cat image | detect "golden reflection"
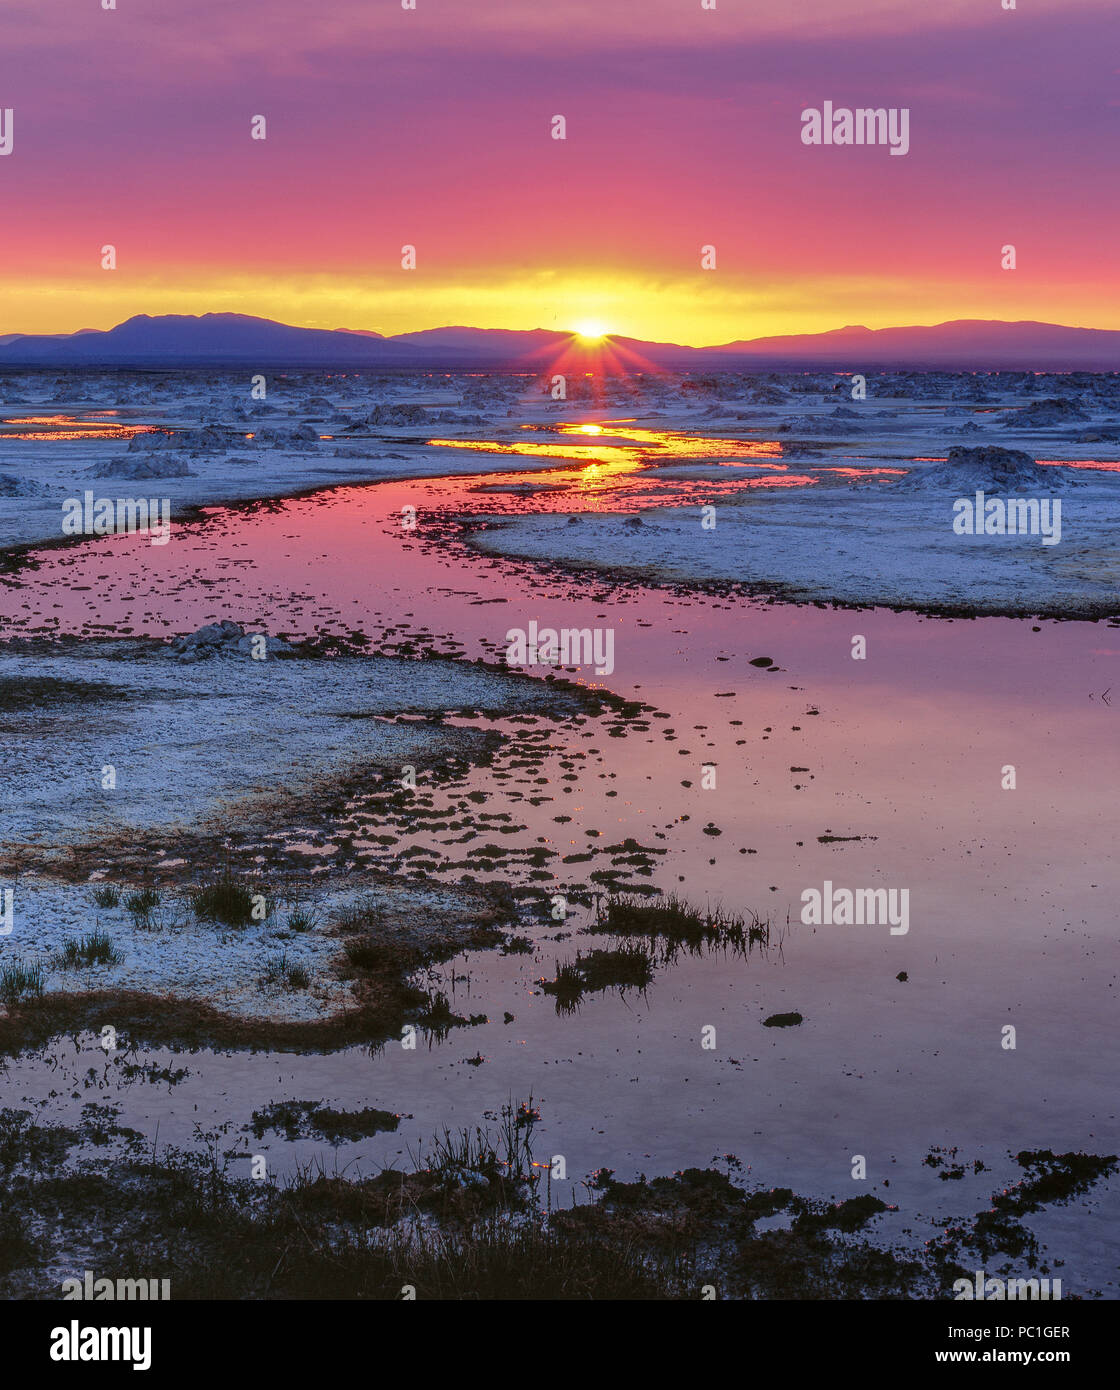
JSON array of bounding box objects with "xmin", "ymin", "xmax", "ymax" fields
[
  {"xmin": 1, "ymin": 414, "xmax": 160, "ymax": 442},
  {"xmin": 427, "ymin": 425, "xmax": 785, "ymax": 480}
]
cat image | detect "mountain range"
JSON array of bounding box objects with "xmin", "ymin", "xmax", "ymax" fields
[{"xmin": 0, "ymin": 314, "xmax": 1117, "ymax": 370}]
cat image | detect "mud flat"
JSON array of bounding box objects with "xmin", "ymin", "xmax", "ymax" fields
[
  {"xmin": 0, "ymin": 628, "xmax": 603, "ymax": 1045},
  {"xmin": 468, "ymin": 451, "xmax": 1120, "ymax": 620}
]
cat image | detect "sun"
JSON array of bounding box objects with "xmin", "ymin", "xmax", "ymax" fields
[{"xmin": 574, "ymin": 319, "xmax": 608, "ymax": 340}]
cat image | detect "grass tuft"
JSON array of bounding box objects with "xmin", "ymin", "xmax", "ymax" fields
[
  {"xmin": 0, "ymin": 961, "xmax": 45, "ymax": 1012},
  {"xmin": 59, "ymin": 931, "xmax": 121, "ymax": 969},
  {"xmin": 190, "ymin": 870, "xmax": 265, "ymax": 928}
]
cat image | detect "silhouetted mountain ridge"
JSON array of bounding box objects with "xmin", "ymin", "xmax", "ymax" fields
[{"xmin": 1, "ymin": 313, "xmax": 1116, "ymax": 369}]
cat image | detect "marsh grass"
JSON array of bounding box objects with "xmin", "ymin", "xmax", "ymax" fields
[
  {"xmin": 190, "ymin": 869, "xmax": 266, "ymax": 928},
  {"xmin": 0, "ymin": 960, "xmax": 44, "ymax": 1011},
  {"xmin": 259, "ymin": 954, "xmax": 310, "ymax": 991},
  {"xmin": 600, "ymin": 893, "xmax": 771, "ymax": 962},
  {"xmin": 92, "ymin": 885, "xmax": 121, "ymax": 909},
  {"xmin": 285, "ymin": 906, "xmax": 320, "ymax": 933},
  {"xmin": 124, "ymin": 887, "xmax": 161, "ymax": 927},
  {"xmin": 541, "ymin": 944, "xmax": 655, "ymax": 1013},
  {"xmin": 58, "ymin": 930, "xmax": 121, "ymax": 969}
]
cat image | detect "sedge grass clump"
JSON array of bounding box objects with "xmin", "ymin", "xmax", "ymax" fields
[
  {"xmin": 259, "ymin": 954, "xmax": 311, "ymax": 991},
  {"xmin": 541, "ymin": 944, "xmax": 654, "ymax": 1013},
  {"xmin": 59, "ymin": 930, "xmax": 121, "ymax": 969},
  {"xmin": 0, "ymin": 960, "xmax": 44, "ymax": 1012},
  {"xmin": 600, "ymin": 892, "xmax": 768, "ymax": 960},
  {"xmin": 92, "ymin": 885, "xmax": 121, "ymax": 909},
  {"xmin": 124, "ymin": 887, "xmax": 160, "ymax": 927},
  {"xmin": 285, "ymin": 906, "xmax": 320, "ymax": 934},
  {"xmin": 190, "ymin": 870, "xmax": 265, "ymax": 928}
]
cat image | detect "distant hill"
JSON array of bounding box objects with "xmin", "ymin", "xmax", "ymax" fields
[
  {"xmin": 0, "ymin": 312, "xmax": 1117, "ymax": 370},
  {"xmin": 705, "ymin": 320, "xmax": 1120, "ymax": 369}
]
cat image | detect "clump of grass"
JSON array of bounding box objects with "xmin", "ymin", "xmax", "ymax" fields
[
  {"xmin": 579, "ymin": 945, "xmax": 654, "ymax": 991},
  {"xmin": 58, "ymin": 930, "xmax": 121, "ymax": 969},
  {"xmin": 600, "ymin": 893, "xmax": 768, "ymax": 959},
  {"xmin": 92, "ymin": 885, "xmax": 121, "ymax": 909},
  {"xmin": 332, "ymin": 898, "xmax": 381, "ymax": 934},
  {"xmin": 0, "ymin": 960, "xmax": 44, "ymax": 1012},
  {"xmin": 286, "ymin": 906, "xmax": 320, "ymax": 933},
  {"xmin": 249, "ymin": 1101, "xmax": 401, "ymax": 1144},
  {"xmin": 418, "ymin": 1099, "xmax": 540, "ymax": 1194},
  {"xmin": 541, "ymin": 960, "xmax": 586, "ymax": 1012},
  {"xmin": 500, "ymin": 935, "xmax": 534, "ymax": 955},
  {"xmin": 418, "ymin": 989, "xmax": 468, "ymax": 1042},
  {"xmin": 259, "ymin": 954, "xmax": 310, "ymax": 991},
  {"xmin": 124, "ymin": 887, "xmax": 160, "ymax": 926},
  {"xmin": 541, "ymin": 945, "xmax": 654, "ymax": 1013},
  {"xmin": 344, "ymin": 939, "xmax": 395, "ymax": 971},
  {"xmin": 190, "ymin": 870, "xmax": 265, "ymax": 928}
]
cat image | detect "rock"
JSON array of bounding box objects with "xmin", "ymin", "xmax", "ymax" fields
[
  {"xmin": 1008, "ymin": 397, "xmax": 1089, "ymax": 427},
  {"xmin": 763, "ymin": 1011, "xmax": 803, "ymax": 1028},
  {"xmin": 252, "ymin": 422, "xmax": 320, "ymax": 447},
  {"xmin": 171, "ymin": 620, "xmax": 244, "ymax": 655},
  {"xmin": 367, "ymin": 403, "xmax": 429, "ymax": 426},
  {"xmin": 234, "ymin": 634, "xmax": 294, "ymax": 657},
  {"xmin": 126, "ymin": 430, "xmax": 179, "ymax": 451},
  {"xmin": 0, "ymin": 472, "xmax": 48, "ymax": 497},
  {"xmin": 169, "ymin": 621, "xmax": 295, "ymax": 661},
  {"xmin": 86, "ymin": 454, "xmax": 195, "ymax": 479},
  {"xmin": 894, "ymin": 445, "xmax": 1086, "ymax": 493}
]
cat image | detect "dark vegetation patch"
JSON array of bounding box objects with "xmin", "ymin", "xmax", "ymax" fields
[
  {"xmin": 599, "ymin": 892, "xmax": 771, "ymax": 959},
  {"xmin": 540, "ymin": 944, "xmax": 655, "ymax": 1012},
  {"xmin": 4, "ymin": 1104, "xmax": 1110, "ymax": 1301},
  {"xmin": 0, "ymin": 676, "xmax": 132, "ymax": 714},
  {"xmin": 247, "ymin": 1100, "xmax": 400, "ymax": 1144}
]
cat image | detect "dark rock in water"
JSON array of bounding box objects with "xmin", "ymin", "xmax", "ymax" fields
[
  {"xmin": 86, "ymin": 454, "xmax": 195, "ymax": 479},
  {"xmin": 894, "ymin": 445, "xmax": 1086, "ymax": 493},
  {"xmin": 566, "ymin": 514, "xmax": 583, "ymax": 525},
  {"xmin": 749, "ymin": 656, "xmax": 774, "ymax": 667},
  {"xmin": 624, "ymin": 516, "xmax": 643, "ymax": 528},
  {"xmin": 1078, "ymin": 427, "xmax": 1120, "ymax": 443},
  {"xmin": 763, "ymin": 1011, "xmax": 803, "ymax": 1028}
]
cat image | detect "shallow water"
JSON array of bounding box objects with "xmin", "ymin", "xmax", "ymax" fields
[{"xmin": 2, "ymin": 443, "xmax": 1118, "ymax": 1291}]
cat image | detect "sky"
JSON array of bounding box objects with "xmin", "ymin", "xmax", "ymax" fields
[{"xmin": 0, "ymin": 0, "xmax": 1117, "ymax": 344}]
